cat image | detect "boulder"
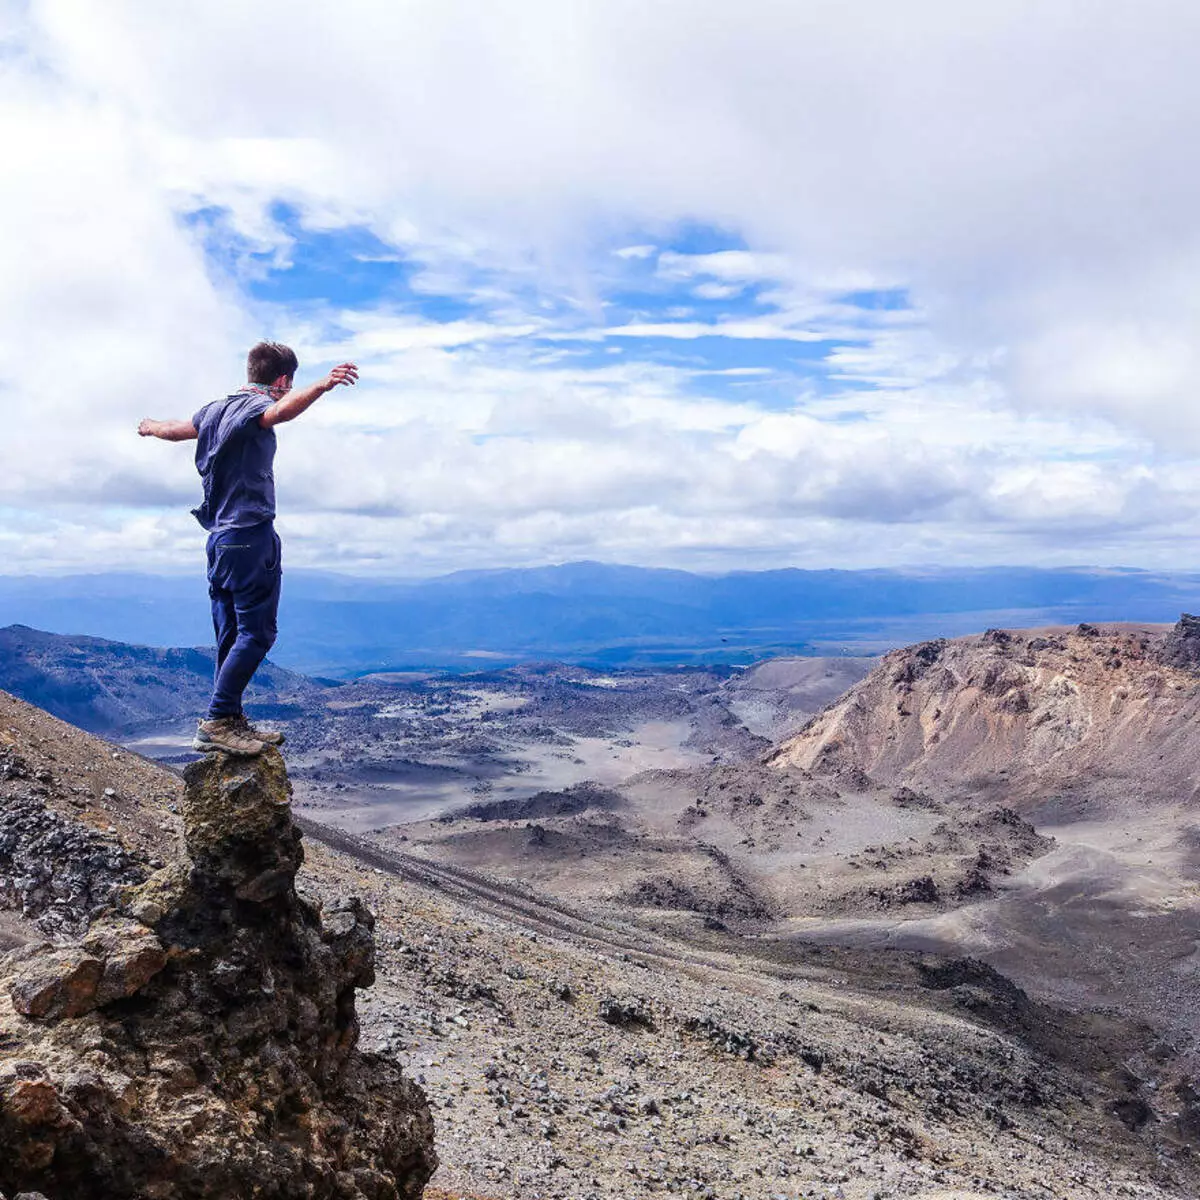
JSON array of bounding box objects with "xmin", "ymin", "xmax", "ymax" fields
[{"xmin": 1158, "ymin": 613, "xmax": 1200, "ymax": 671}]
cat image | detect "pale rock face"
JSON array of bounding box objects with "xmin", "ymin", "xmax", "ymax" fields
[
  {"xmin": 0, "ymin": 748, "xmax": 437, "ymax": 1200},
  {"xmin": 769, "ymin": 619, "xmax": 1200, "ymax": 809}
]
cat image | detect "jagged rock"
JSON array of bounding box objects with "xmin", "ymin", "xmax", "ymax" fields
[
  {"xmin": 180, "ymin": 749, "xmax": 301, "ymax": 903},
  {"xmin": 680, "ymin": 1012, "xmax": 769, "ymax": 1062},
  {"xmin": 890, "ymin": 639, "xmax": 948, "ymax": 687},
  {"xmin": 2, "ymin": 918, "xmax": 166, "ymax": 1021},
  {"xmin": 0, "ymin": 797, "xmax": 147, "ymax": 935},
  {"xmin": 892, "ymin": 875, "xmax": 940, "ymax": 905},
  {"xmin": 915, "ymin": 956, "xmax": 1031, "ymax": 1028},
  {"xmin": 891, "ymin": 786, "xmax": 940, "ymax": 810},
  {"xmin": 598, "ymin": 996, "xmax": 655, "ymax": 1030},
  {"xmin": 462, "ymin": 781, "xmax": 624, "ymax": 822},
  {"xmin": 7, "ymin": 947, "xmax": 104, "ymax": 1019},
  {"xmin": 0, "ymin": 748, "xmax": 436, "ymax": 1200},
  {"xmin": 1158, "ymin": 613, "xmax": 1200, "ymax": 670}
]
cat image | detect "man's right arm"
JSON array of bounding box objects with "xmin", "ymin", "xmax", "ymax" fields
[
  {"xmin": 259, "ymin": 362, "xmax": 358, "ymax": 428},
  {"xmin": 138, "ymin": 418, "xmax": 198, "ymax": 441}
]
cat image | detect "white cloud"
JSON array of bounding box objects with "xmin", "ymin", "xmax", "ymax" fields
[
  {"xmin": 599, "ymin": 321, "xmax": 837, "ymax": 342},
  {"xmin": 5, "ymin": 0, "xmax": 1200, "ymax": 576},
  {"xmin": 693, "ymin": 282, "xmax": 744, "ymax": 300},
  {"xmin": 657, "ymin": 251, "xmax": 790, "ymax": 283}
]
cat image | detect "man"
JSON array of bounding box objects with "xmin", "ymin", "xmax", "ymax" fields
[{"xmin": 139, "ymin": 341, "xmax": 357, "ymax": 755}]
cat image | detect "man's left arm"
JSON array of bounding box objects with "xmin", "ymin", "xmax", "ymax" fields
[
  {"xmin": 259, "ymin": 363, "xmax": 358, "ymax": 428},
  {"xmin": 138, "ymin": 418, "xmax": 198, "ymax": 441}
]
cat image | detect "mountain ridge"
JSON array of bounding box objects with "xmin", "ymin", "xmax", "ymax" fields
[
  {"xmin": 3, "ymin": 562, "xmax": 1200, "ymax": 672},
  {"xmin": 0, "ymin": 623, "xmax": 316, "ymax": 735}
]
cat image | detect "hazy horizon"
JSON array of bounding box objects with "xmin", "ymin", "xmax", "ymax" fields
[{"xmin": 4, "ymin": 561, "xmax": 1198, "ymax": 674}]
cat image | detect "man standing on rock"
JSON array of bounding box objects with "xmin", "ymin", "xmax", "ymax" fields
[{"xmin": 138, "ymin": 342, "xmax": 357, "ymax": 756}]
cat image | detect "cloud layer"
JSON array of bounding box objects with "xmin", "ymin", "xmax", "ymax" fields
[{"xmin": 4, "ymin": 0, "xmax": 1200, "ymax": 574}]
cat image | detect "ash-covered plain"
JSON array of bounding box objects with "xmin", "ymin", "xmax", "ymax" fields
[{"xmin": 129, "ymin": 657, "xmax": 872, "ymax": 834}]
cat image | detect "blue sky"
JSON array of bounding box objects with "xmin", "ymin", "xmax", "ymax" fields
[
  {"xmin": 3, "ymin": 0, "xmax": 1200, "ymax": 575},
  {"xmin": 227, "ymin": 206, "xmax": 902, "ymax": 407}
]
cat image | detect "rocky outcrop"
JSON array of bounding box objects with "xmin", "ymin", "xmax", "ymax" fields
[
  {"xmin": 0, "ymin": 748, "xmax": 436, "ymax": 1200},
  {"xmin": 1157, "ymin": 612, "xmax": 1200, "ymax": 671}
]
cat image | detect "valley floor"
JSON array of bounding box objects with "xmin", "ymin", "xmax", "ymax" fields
[{"xmin": 300, "ymin": 822, "xmax": 1194, "ymax": 1200}]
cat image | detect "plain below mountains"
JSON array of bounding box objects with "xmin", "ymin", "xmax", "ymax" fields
[{"xmin": 4, "ymin": 560, "xmax": 1200, "ymax": 673}]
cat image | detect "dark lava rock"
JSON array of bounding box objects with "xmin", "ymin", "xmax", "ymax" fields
[
  {"xmin": 681, "ymin": 1013, "xmax": 771, "ymax": 1064},
  {"xmin": 915, "ymin": 956, "xmax": 1035, "ymax": 1033},
  {"xmin": 1026, "ymin": 635, "xmax": 1065, "ymax": 654},
  {"xmin": 916, "ymin": 956, "xmax": 1026, "ymax": 998},
  {"xmin": 619, "ymin": 873, "xmax": 770, "ymax": 921},
  {"xmin": 874, "ymin": 875, "xmax": 941, "ymax": 907},
  {"xmin": 891, "ymin": 640, "xmax": 948, "ymax": 687},
  {"xmin": 461, "ymin": 782, "xmax": 624, "ymax": 822},
  {"xmin": 953, "ymin": 867, "xmax": 994, "ymax": 898},
  {"xmin": 0, "ymin": 798, "xmax": 146, "ymax": 935},
  {"xmin": 598, "ymin": 996, "xmax": 656, "ymax": 1030},
  {"xmin": 1158, "ymin": 613, "xmax": 1200, "ymax": 671},
  {"xmin": 0, "ymin": 748, "xmax": 436, "ymax": 1200},
  {"xmin": 891, "ymin": 786, "xmax": 941, "ymax": 811}
]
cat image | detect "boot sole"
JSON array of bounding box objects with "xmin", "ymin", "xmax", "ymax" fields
[{"xmin": 192, "ymin": 737, "xmax": 264, "ymax": 756}]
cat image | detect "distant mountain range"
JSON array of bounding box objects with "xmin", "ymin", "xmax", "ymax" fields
[
  {"xmin": 1, "ymin": 561, "xmax": 1198, "ymax": 674},
  {"xmin": 0, "ymin": 625, "xmax": 314, "ymax": 734}
]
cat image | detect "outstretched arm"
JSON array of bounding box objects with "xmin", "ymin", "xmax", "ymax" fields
[
  {"xmin": 138, "ymin": 418, "xmax": 197, "ymax": 441},
  {"xmin": 260, "ymin": 362, "xmax": 358, "ymax": 428}
]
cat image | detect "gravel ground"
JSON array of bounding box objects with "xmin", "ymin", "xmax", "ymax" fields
[{"xmin": 300, "ymin": 831, "xmax": 1193, "ymax": 1200}]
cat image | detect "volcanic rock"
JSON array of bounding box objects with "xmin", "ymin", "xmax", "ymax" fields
[
  {"xmin": 0, "ymin": 796, "xmax": 147, "ymax": 936},
  {"xmin": 0, "ymin": 748, "xmax": 436, "ymax": 1200},
  {"xmin": 1157, "ymin": 612, "xmax": 1200, "ymax": 671}
]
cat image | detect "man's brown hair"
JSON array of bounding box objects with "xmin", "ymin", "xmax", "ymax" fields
[{"xmin": 247, "ymin": 341, "xmax": 299, "ymax": 385}]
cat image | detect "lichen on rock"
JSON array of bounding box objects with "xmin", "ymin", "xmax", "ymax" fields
[{"xmin": 0, "ymin": 747, "xmax": 437, "ymax": 1200}]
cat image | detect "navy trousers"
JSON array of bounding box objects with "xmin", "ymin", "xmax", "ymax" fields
[{"xmin": 205, "ymin": 521, "xmax": 281, "ymax": 720}]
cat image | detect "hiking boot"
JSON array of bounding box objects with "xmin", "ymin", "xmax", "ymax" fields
[
  {"xmin": 232, "ymin": 714, "xmax": 285, "ymax": 746},
  {"xmin": 193, "ymin": 717, "xmax": 265, "ymax": 756}
]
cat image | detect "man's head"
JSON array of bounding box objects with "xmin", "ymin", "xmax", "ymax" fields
[{"xmin": 247, "ymin": 341, "xmax": 298, "ymax": 395}]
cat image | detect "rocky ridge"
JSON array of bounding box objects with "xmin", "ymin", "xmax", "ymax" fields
[
  {"xmin": 769, "ymin": 618, "xmax": 1200, "ymax": 810},
  {"xmin": 0, "ymin": 747, "xmax": 435, "ymax": 1199}
]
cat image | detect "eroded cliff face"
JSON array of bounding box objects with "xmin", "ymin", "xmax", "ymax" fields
[
  {"xmin": 769, "ymin": 619, "xmax": 1200, "ymax": 807},
  {"xmin": 0, "ymin": 748, "xmax": 436, "ymax": 1200}
]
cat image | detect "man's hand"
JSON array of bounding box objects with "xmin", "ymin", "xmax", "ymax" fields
[
  {"xmin": 138, "ymin": 419, "xmax": 156, "ymax": 437},
  {"xmin": 319, "ymin": 362, "xmax": 358, "ymax": 391}
]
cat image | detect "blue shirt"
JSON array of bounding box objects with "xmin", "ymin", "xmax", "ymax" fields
[{"xmin": 190, "ymin": 388, "xmax": 277, "ymax": 532}]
